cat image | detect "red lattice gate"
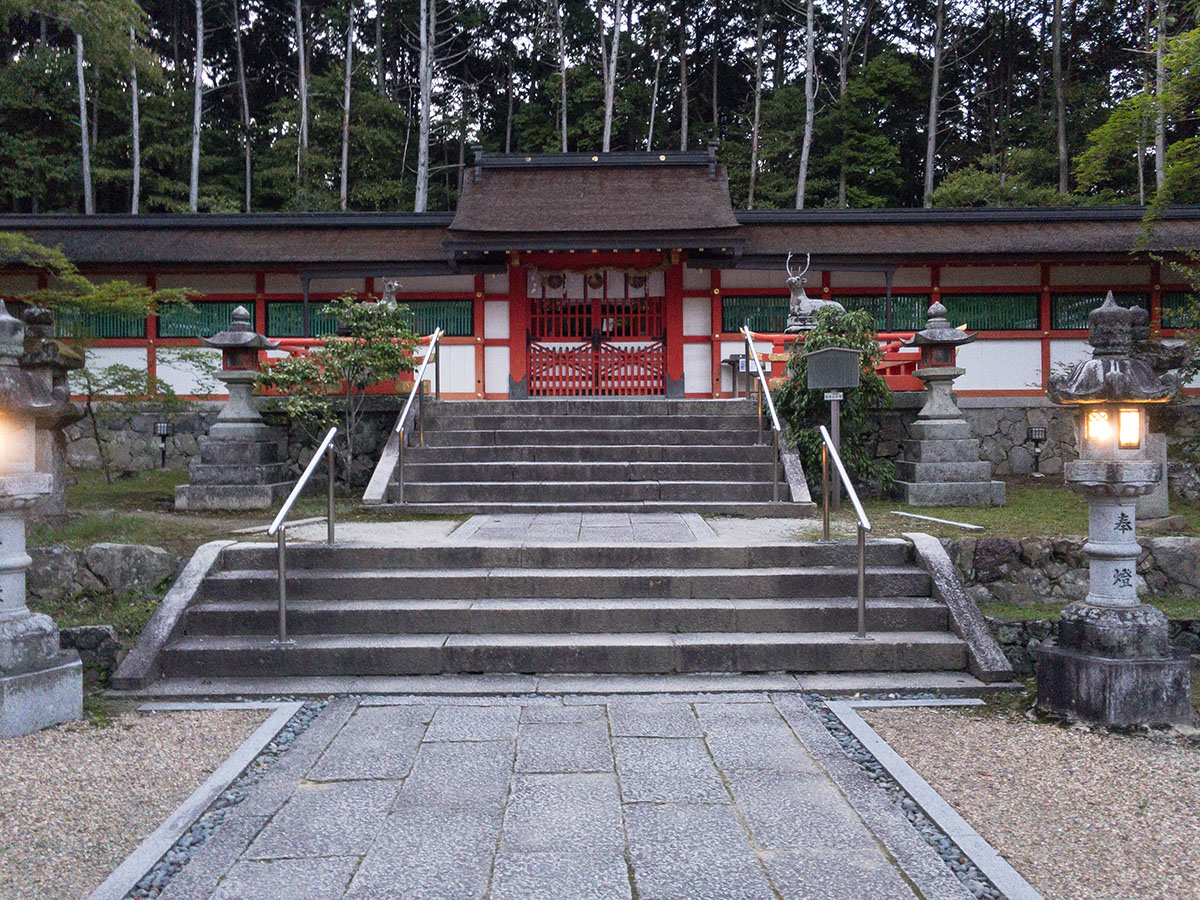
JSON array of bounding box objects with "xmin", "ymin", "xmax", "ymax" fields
[{"xmin": 527, "ymin": 271, "xmax": 666, "ymax": 396}]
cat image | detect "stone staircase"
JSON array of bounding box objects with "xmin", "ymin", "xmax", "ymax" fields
[
  {"xmin": 150, "ymin": 539, "xmax": 975, "ymax": 681},
  {"xmin": 370, "ymin": 399, "xmax": 813, "ymax": 516}
]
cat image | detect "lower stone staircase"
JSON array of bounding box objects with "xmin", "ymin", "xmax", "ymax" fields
[
  {"xmin": 146, "ymin": 539, "xmax": 976, "ymax": 681},
  {"xmin": 368, "ymin": 399, "xmax": 812, "ymax": 516}
]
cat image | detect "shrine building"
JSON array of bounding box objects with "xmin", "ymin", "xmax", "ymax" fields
[{"xmin": 2, "ymin": 148, "xmax": 1198, "ymax": 399}]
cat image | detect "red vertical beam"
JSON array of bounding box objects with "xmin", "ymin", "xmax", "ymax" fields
[
  {"xmin": 474, "ymin": 274, "xmax": 485, "ymax": 398},
  {"xmin": 1040, "ymin": 262, "xmax": 1052, "ymax": 390},
  {"xmin": 710, "ymin": 267, "xmax": 722, "ymax": 397},
  {"xmin": 665, "ymin": 261, "xmax": 684, "ymax": 390},
  {"xmin": 146, "ymin": 272, "xmax": 158, "ymax": 393},
  {"xmin": 1150, "ymin": 260, "xmax": 1162, "ymax": 333},
  {"xmin": 507, "ymin": 255, "xmax": 527, "ymax": 397}
]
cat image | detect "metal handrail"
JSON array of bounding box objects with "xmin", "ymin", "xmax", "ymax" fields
[
  {"xmin": 267, "ymin": 425, "xmax": 338, "ymax": 642},
  {"xmin": 393, "ymin": 328, "xmax": 443, "ymax": 503},
  {"xmin": 818, "ymin": 424, "xmax": 872, "ymax": 641},
  {"xmin": 740, "ymin": 326, "xmax": 783, "ymax": 502}
]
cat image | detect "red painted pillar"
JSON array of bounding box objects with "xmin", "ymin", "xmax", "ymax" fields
[
  {"xmin": 665, "ymin": 261, "xmax": 684, "ymax": 397},
  {"xmin": 507, "ymin": 256, "xmax": 528, "ymax": 398},
  {"xmin": 710, "ymin": 268, "xmax": 723, "ymax": 397},
  {"xmin": 474, "ymin": 274, "xmax": 486, "ymax": 399},
  {"xmin": 1039, "ymin": 262, "xmax": 1052, "ymax": 391}
]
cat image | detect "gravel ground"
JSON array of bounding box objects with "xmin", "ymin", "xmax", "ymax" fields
[
  {"xmin": 0, "ymin": 707, "xmax": 269, "ymax": 900},
  {"xmin": 862, "ymin": 706, "xmax": 1200, "ymax": 900}
]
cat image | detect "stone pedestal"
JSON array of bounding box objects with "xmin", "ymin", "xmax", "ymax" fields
[
  {"xmin": 175, "ymin": 309, "xmax": 295, "ymax": 511},
  {"xmin": 895, "ymin": 367, "xmax": 1005, "ymax": 506},
  {"xmin": 1136, "ymin": 433, "xmax": 1170, "ymax": 519}
]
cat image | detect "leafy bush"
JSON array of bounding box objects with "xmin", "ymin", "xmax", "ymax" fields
[{"xmin": 771, "ymin": 306, "xmax": 894, "ymax": 495}]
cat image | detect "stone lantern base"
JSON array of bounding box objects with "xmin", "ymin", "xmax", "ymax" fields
[
  {"xmin": 1036, "ymin": 602, "xmax": 1193, "ymax": 727},
  {"xmin": 1, "ymin": 613, "xmax": 82, "ymax": 739},
  {"xmin": 174, "ymin": 426, "xmax": 294, "ymax": 511}
]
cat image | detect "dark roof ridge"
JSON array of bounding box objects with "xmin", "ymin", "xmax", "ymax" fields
[
  {"xmin": 475, "ymin": 150, "xmax": 715, "ymax": 169},
  {"xmin": 736, "ymin": 206, "xmax": 1200, "ymax": 224}
]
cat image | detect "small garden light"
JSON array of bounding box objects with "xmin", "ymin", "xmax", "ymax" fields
[
  {"xmin": 1026, "ymin": 425, "xmax": 1046, "ymax": 477},
  {"xmin": 154, "ymin": 420, "xmax": 174, "ymax": 468}
]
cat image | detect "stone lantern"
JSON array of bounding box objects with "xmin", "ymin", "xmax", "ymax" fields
[
  {"xmin": 1037, "ymin": 292, "xmax": 1191, "ymax": 726},
  {"xmin": 0, "ymin": 301, "xmax": 82, "ymax": 738},
  {"xmin": 894, "ymin": 300, "xmax": 1004, "ymax": 506},
  {"xmin": 175, "ymin": 306, "xmax": 295, "ymax": 510}
]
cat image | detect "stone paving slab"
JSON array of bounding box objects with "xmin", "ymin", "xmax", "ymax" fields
[{"xmin": 160, "ymin": 694, "xmax": 975, "ymax": 900}]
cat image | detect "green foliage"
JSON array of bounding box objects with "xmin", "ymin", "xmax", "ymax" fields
[
  {"xmin": 932, "ymin": 152, "xmax": 1065, "ymax": 207},
  {"xmin": 258, "ymin": 296, "xmax": 418, "ymax": 484},
  {"xmin": 771, "ymin": 306, "xmax": 894, "ymax": 496}
]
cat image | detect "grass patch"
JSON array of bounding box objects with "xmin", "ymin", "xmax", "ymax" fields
[
  {"xmin": 29, "ymin": 589, "xmax": 161, "ymax": 644},
  {"xmin": 980, "ymin": 592, "xmax": 1200, "ymax": 622},
  {"xmin": 801, "ymin": 479, "xmax": 1200, "ymax": 540},
  {"xmin": 65, "ymin": 469, "xmax": 189, "ymax": 512}
]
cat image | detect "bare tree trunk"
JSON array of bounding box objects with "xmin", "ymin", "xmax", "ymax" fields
[
  {"xmin": 747, "ymin": 10, "xmax": 764, "ymax": 207},
  {"xmin": 414, "ymin": 0, "xmax": 433, "ymax": 211},
  {"xmin": 557, "ymin": 0, "xmax": 568, "ymax": 151},
  {"xmin": 295, "ymin": 0, "xmax": 309, "ymax": 202},
  {"xmin": 1052, "ymin": 0, "xmax": 1067, "ymax": 193},
  {"xmin": 600, "ymin": 0, "xmax": 623, "ymax": 152},
  {"xmin": 189, "ymin": 0, "xmax": 203, "ymax": 212},
  {"xmin": 837, "ymin": 0, "xmax": 849, "ymax": 208},
  {"xmin": 923, "ymin": 0, "xmax": 944, "ymax": 206},
  {"xmin": 795, "ymin": 0, "xmax": 815, "ymax": 209},
  {"xmin": 375, "ymin": 0, "xmax": 385, "ymax": 96},
  {"xmin": 130, "ymin": 27, "xmax": 140, "ymax": 214},
  {"xmin": 234, "ymin": 0, "xmax": 252, "ymax": 211},
  {"xmin": 711, "ymin": 46, "xmax": 717, "ymax": 136},
  {"xmin": 678, "ymin": 19, "xmax": 688, "ymax": 151},
  {"xmin": 340, "ymin": 9, "xmax": 354, "ymax": 211},
  {"xmin": 505, "ymin": 59, "xmax": 514, "ymax": 152},
  {"xmin": 646, "ymin": 54, "xmax": 660, "ymax": 149},
  {"xmin": 1154, "ymin": 0, "xmax": 1165, "ymax": 193},
  {"xmin": 75, "ymin": 33, "xmax": 94, "ymax": 214}
]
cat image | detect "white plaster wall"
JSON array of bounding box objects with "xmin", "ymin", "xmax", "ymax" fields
[
  {"xmin": 393, "ymin": 274, "xmax": 476, "ymax": 292},
  {"xmin": 155, "ymin": 347, "xmax": 224, "ymax": 396},
  {"xmin": 940, "ymin": 266, "xmax": 1039, "ymax": 287},
  {"xmin": 484, "ymin": 271, "xmax": 509, "ymax": 294},
  {"xmin": 484, "ymin": 301, "xmax": 510, "ymax": 339},
  {"xmin": 484, "ymin": 346, "xmax": 510, "ymax": 395},
  {"xmin": 432, "ymin": 344, "xmax": 476, "ymax": 394},
  {"xmin": 1050, "ymin": 339, "xmax": 1092, "ymax": 375},
  {"xmin": 1050, "ymin": 265, "xmax": 1151, "ymax": 287},
  {"xmin": 70, "ymin": 347, "xmax": 150, "ymax": 394},
  {"xmin": 264, "ymin": 274, "xmax": 302, "ymax": 294},
  {"xmin": 157, "ymin": 273, "xmax": 256, "ymax": 293},
  {"xmin": 683, "ymin": 297, "xmax": 711, "ymax": 336},
  {"xmin": 684, "ymin": 343, "xmax": 712, "ymax": 394},
  {"xmin": 954, "ymin": 340, "xmax": 1043, "ymax": 391},
  {"xmin": 683, "ymin": 265, "xmax": 711, "ymax": 290}
]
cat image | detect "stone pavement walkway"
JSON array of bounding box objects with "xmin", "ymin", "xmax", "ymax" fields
[{"xmin": 159, "ymin": 695, "xmax": 950, "ymax": 900}]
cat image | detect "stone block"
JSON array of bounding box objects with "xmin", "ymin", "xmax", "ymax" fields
[
  {"xmin": 82, "ymin": 542, "xmax": 179, "ymax": 595},
  {"xmin": 59, "ymin": 624, "xmax": 120, "ymax": 681},
  {"xmin": 1137, "ymin": 433, "xmax": 1171, "ymax": 519},
  {"xmin": 0, "ymin": 657, "xmax": 82, "ymax": 738},
  {"xmin": 174, "ymin": 481, "xmax": 294, "ymax": 511},
  {"xmin": 894, "ymin": 459, "xmax": 994, "ymax": 483},
  {"xmin": 895, "ymin": 480, "xmax": 1005, "ymax": 507},
  {"xmin": 1036, "ymin": 641, "xmax": 1192, "ymax": 726}
]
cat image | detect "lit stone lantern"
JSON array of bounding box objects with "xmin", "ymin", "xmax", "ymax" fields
[
  {"xmin": 894, "ymin": 300, "xmax": 1004, "ymax": 506},
  {"xmin": 0, "ymin": 302, "xmax": 82, "ymax": 738},
  {"xmin": 175, "ymin": 306, "xmax": 295, "ymax": 510},
  {"xmin": 1037, "ymin": 292, "xmax": 1191, "ymax": 726}
]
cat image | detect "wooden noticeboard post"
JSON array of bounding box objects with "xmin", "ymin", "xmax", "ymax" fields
[{"xmin": 803, "ymin": 347, "xmax": 862, "ymax": 509}]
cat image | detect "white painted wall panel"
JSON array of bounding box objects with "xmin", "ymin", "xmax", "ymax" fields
[
  {"xmin": 156, "ymin": 348, "xmax": 224, "ymax": 396},
  {"xmin": 484, "ymin": 271, "xmax": 508, "ymax": 294},
  {"xmin": 1050, "ymin": 265, "xmax": 1151, "ymax": 286},
  {"xmin": 484, "ymin": 301, "xmax": 510, "ymax": 339},
  {"xmin": 434, "ymin": 344, "xmax": 476, "ymax": 393},
  {"xmin": 157, "ymin": 273, "xmax": 256, "ymax": 293},
  {"xmin": 683, "ymin": 265, "xmax": 710, "ymax": 290},
  {"xmin": 955, "ymin": 340, "xmax": 1042, "ymax": 391},
  {"xmin": 718, "ymin": 339, "xmax": 771, "ymax": 392},
  {"xmin": 684, "ymin": 343, "xmax": 711, "ymax": 394},
  {"xmin": 1050, "ymin": 339, "xmax": 1092, "ymax": 375},
  {"xmin": 70, "ymin": 347, "xmax": 150, "ymax": 394},
  {"xmin": 484, "ymin": 346, "xmax": 510, "ymax": 395},
  {"xmin": 683, "ymin": 297, "xmax": 711, "ymax": 336},
  {"xmin": 940, "ymin": 266, "xmax": 1039, "ymax": 287}
]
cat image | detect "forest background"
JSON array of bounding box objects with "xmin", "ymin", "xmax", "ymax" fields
[{"xmin": 1, "ymin": 0, "xmax": 1198, "ymax": 217}]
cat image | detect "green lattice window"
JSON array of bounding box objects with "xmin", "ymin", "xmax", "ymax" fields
[
  {"xmin": 941, "ymin": 294, "xmax": 1039, "ymax": 331},
  {"xmin": 158, "ymin": 301, "xmax": 251, "ymax": 338},
  {"xmin": 1051, "ymin": 292, "xmax": 1149, "ymax": 330},
  {"xmin": 837, "ymin": 294, "xmax": 930, "ymax": 331},
  {"xmin": 266, "ymin": 302, "xmax": 340, "ymax": 337},
  {"xmin": 53, "ymin": 307, "xmax": 146, "ymax": 339},
  {"xmin": 722, "ymin": 295, "xmax": 789, "ymax": 333},
  {"xmin": 1161, "ymin": 291, "xmax": 1198, "ymax": 329}
]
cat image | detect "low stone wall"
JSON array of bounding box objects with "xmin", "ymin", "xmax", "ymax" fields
[
  {"xmin": 29, "ymin": 543, "xmax": 182, "ymax": 602},
  {"xmin": 985, "ymin": 615, "xmax": 1200, "ymax": 676}
]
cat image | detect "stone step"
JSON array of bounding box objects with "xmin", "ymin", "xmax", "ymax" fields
[
  {"xmin": 183, "ymin": 596, "xmax": 948, "ymax": 636},
  {"xmin": 400, "ymin": 461, "xmax": 777, "ymax": 483},
  {"xmin": 397, "ymin": 480, "xmax": 781, "ymax": 503},
  {"xmin": 894, "ymin": 460, "xmax": 994, "ymax": 482},
  {"xmin": 424, "ymin": 429, "xmax": 760, "ymax": 447},
  {"xmin": 199, "ymin": 566, "xmax": 931, "ymax": 601},
  {"xmin": 159, "ymin": 630, "xmax": 968, "ymax": 676},
  {"xmin": 186, "ymin": 461, "xmax": 290, "ymax": 486},
  {"xmin": 374, "ymin": 500, "xmax": 817, "ymax": 517},
  {"xmin": 420, "ymin": 399, "xmax": 757, "ymax": 416},
  {"xmin": 896, "ymin": 480, "xmax": 1005, "ymax": 506},
  {"xmin": 220, "ymin": 540, "xmax": 914, "ymax": 571},
  {"xmin": 400, "ymin": 444, "xmax": 775, "ymax": 463},
  {"xmin": 420, "ymin": 414, "xmax": 761, "ymax": 431}
]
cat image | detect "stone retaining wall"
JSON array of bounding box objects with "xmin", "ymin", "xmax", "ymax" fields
[{"xmin": 986, "ymin": 615, "xmax": 1200, "ymax": 676}]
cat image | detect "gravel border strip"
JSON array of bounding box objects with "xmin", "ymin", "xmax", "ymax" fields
[
  {"xmin": 80, "ymin": 700, "xmax": 309, "ymax": 900},
  {"xmin": 828, "ymin": 699, "xmax": 1044, "ymax": 900}
]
